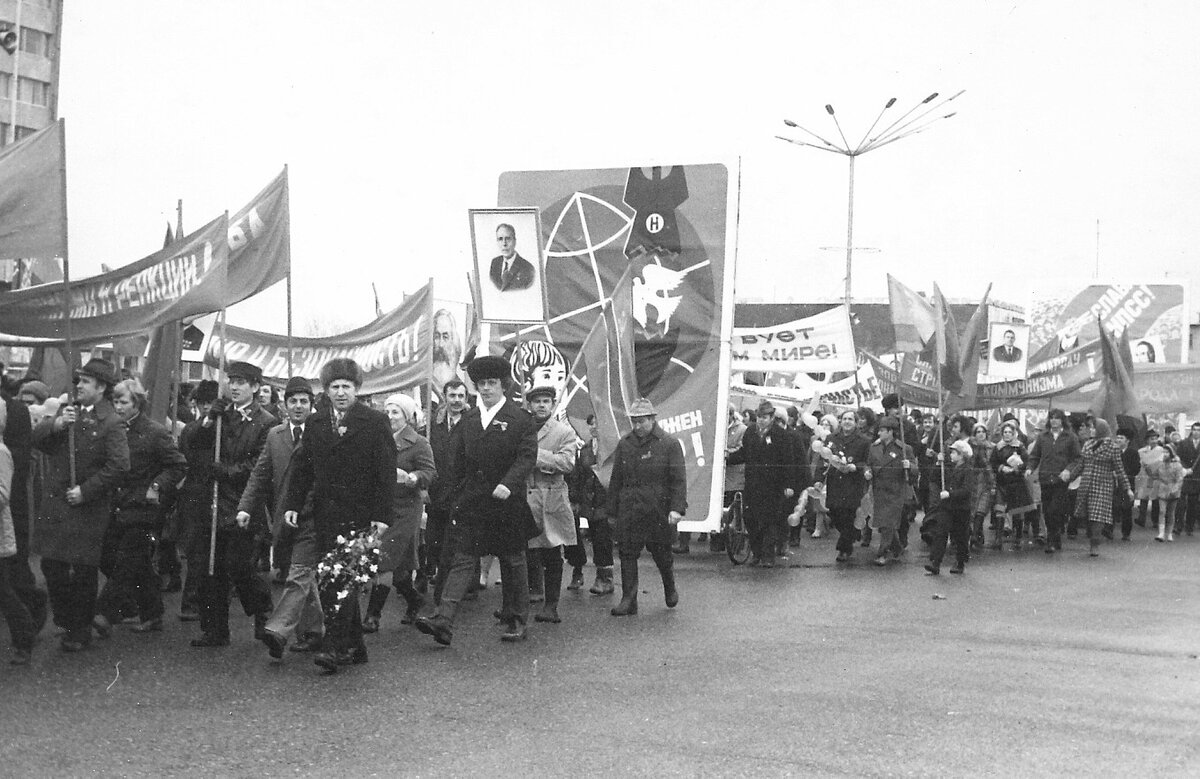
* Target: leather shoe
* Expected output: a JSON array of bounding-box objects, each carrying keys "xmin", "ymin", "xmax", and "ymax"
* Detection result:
[
  {"xmin": 289, "ymin": 634, "xmax": 322, "ymax": 653},
  {"xmin": 924, "ymin": 564, "xmax": 940, "ymax": 576},
  {"xmin": 190, "ymin": 633, "xmax": 230, "ymax": 648},
  {"xmin": 566, "ymin": 569, "xmax": 585, "ymax": 590},
  {"xmin": 500, "ymin": 622, "xmax": 527, "ymax": 642},
  {"xmin": 260, "ymin": 629, "xmax": 286, "ymax": 660},
  {"xmin": 414, "ymin": 615, "xmax": 453, "ymax": 646},
  {"xmin": 949, "ymin": 563, "xmax": 964, "ymax": 574},
  {"xmin": 313, "ymin": 651, "xmax": 341, "ymax": 674},
  {"xmin": 92, "ymin": 614, "xmax": 113, "ymax": 640},
  {"xmin": 664, "ymin": 588, "xmax": 679, "ymax": 609},
  {"xmin": 534, "ymin": 604, "xmax": 561, "ymax": 623},
  {"xmin": 130, "ymin": 617, "xmax": 163, "ymax": 633}
]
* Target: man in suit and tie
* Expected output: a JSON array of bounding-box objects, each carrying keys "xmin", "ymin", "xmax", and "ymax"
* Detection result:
[
  {"xmin": 488, "ymin": 223, "xmax": 536, "ymax": 292},
  {"xmin": 240, "ymin": 376, "xmax": 324, "ymax": 660},
  {"xmin": 414, "ymin": 355, "xmax": 539, "ymax": 645},
  {"xmin": 992, "ymin": 329, "xmax": 1023, "ymax": 363}
]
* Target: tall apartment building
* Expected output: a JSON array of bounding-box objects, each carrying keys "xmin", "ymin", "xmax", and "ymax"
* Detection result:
[{"xmin": 0, "ymin": 0, "xmax": 61, "ymax": 146}]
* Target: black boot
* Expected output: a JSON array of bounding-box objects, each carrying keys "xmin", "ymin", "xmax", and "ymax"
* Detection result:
[
  {"xmin": 396, "ymin": 578, "xmax": 424, "ymax": 626},
  {"xmin": 659, "ymin": 554, "xmax": 679, "ymax": 609},
  {"xmin": 362, "ymin": 584, "xmax": 389, "ymax": 633},
  {"xmin": 610, "ymin": 558, "xmax": 638, "ymax": 616},
  {"xmin": 537, "ymin": 549, "xmax": 563, "ymax": 622},
  {"xmin": 527, "ymin": 550, "xmax": 545, "ymax": 604}
]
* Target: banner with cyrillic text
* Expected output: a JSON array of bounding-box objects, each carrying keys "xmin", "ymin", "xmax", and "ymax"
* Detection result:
[{"xmin": 731, "ymin": 306, "xmax": 856, "ymax": 373}]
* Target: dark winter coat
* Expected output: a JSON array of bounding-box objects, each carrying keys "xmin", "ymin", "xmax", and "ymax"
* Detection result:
[
  {"xmin": 428, "ymin": 409, "xmax": 465, "ymax": 510},
  {"xmin": 446, "ymin": 399, "xmax": 539, "ymax": 556},
  {"xmin": 285, "ymin": 401, "xmax": 397, "ymax": 552},
  {"xmin": 727, "ymin": 422, "xmax": 798, "ymax": 525},
  {"xmin": 991, "ymin": 441, "xmax": 1034, "ymax": 512},
  {"xmin": 188, "ymin": 402, "xmax": 276, "ymax": 529},
  {"xmin": 30, "ymin": 399, "xmax": 130, "ymax": 566},
  {"xmin": 607, "ymin": 424, "xmax": 688, "ymax": 546},
  {"xmin": 823, "ymin": 429, "xmax": 871, "ymax": 510},
  {"xmin": 567, "ymin": 437, "xmax": 608, "ymax": 520},
  {"xmin": 1174, "ymin": 436, "xmax": 1200, "ymax": 496},
  {"xmin": 112, "ymin": 413, "xmax": 186, "ymax": 527},
  {"xmin": 1027, "ymin": 429, "xmax": 1082, "ymax": 487}
]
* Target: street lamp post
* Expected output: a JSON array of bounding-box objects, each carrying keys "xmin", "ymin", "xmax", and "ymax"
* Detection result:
[{"xmin": 778, "ymin": 91, "xmax": 964, "ymax": 308}]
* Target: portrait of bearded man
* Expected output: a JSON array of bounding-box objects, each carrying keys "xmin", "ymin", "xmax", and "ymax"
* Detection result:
[{"xmin": 432, "ymin": 308, "xmax": 463, "ymax": 395}]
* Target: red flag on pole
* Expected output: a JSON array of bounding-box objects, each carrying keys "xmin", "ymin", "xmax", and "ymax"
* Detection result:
[
  {"xmin": 0, "ymin": 119, "xmax": 66, "ymax": 260},
  {"xmin": 575, "ymin": 264, "xmax": 639, "ymax": 464},
  {"xmin": 887, "ymin": 274, "xmax": 937, "ymax": 353},
  {"xmin": 1093, "ymin": 319, "xmax": 1139, "ymax": 435},
  {"xmin": 932, "ymin": 283, "xmax": 963, "ymax": 396}
]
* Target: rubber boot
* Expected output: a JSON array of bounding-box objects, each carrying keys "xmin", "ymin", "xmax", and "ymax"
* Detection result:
[
  {"xmin": 610, "ymin": 558, "xmax": 638, "ymax": 616},
  {"xmin": 659, "ymin": 554, "xmax": 679, "ymax": 608},
  {"xmin": 395, "ymin": 575, "xmax": 424, "ymax": 625},
  {"xmin": 537, "ymin": 549, "xmax": 563, "ymax": 623},
  {"xmin": 589, "ymin": 566, "xmax": 615, "ymax": 595},
  {"xmin": 527, "ymin": 550, "xmax": 545, "ymax": 603}
]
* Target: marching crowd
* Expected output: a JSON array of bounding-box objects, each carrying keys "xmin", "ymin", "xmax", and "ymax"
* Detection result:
[
  {"xmin": 0, "ymin": 353, "xmax": 1192, "ymax": 673},
  {"xmin": 714, "ymin": 394, "xmax": 1197, "ymax": 577},
  {"xmin": 0, "ymin": 352, "xmax": 687, "ymax": 673}
]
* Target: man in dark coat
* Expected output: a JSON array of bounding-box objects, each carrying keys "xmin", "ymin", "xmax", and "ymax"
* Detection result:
[
  {"xmin": 726, "ymin": 401, "xmax": 797, "ymax": 568},
  {"xmin": 284, "ymin": 359, "xmax": 395, "ymax": 673},
  {"xmin": 882, "ymin": 393, "xmax": 921, "ymax": 548},
  {"xmin": 607, "ymin": 398, "xmax": 687, "ymax": 616},
  {"xmin": 414, "ymin": 355, "xmax": 538, "ymax": 645},
  {"xmin": 242, "ymin": 376, "xmax": 325, "ymax": 659},
  {"xmin": 1173, "ymin": 421, "xmax": 1200, "ymax": 536},
  {"xmin": 175, "ymin": 380, "xmax": 218, "ymax": 621},
  {"xmin": 31, "ymin": 358, "xmax": 130, "ymax": 652},
  {"xmin": 824, "ymin": 409, "xmax": 871, "ymax": 563},
  {"xmin": 1027, "ymin": 408, "xmax": 1082, "ymax": 553},
  {"xmin": 189, "ymin": 361, "xmax": 276, "ymax": 648},
  {"xmin": 425, "ymin": 378, "xmax": 469, "ymax": 604},
  {"xmin": 1, "ymin": 375, "xmax": 45, "ymax": 637}
]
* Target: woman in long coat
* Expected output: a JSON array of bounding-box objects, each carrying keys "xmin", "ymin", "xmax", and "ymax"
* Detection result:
[
  {"xmin": 865, "ymin": 416, "xmax": 914, "ymax": 566},
  {"xmin": 824, "ymin": 409, "xmax": 871, "ymax": 563},
  {"xmin": 1073, "ymin": 417, "xmax": 1134, "ymax": 557},
  {"xmin": 991, "ymin": 420, "xmax": 1036, "ymax": 550},
  {"xmin": 363, "ymin": 394, "xmax": 436, "ymax": 631}
]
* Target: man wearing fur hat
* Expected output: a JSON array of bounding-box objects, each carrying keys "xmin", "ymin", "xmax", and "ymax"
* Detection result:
[
  {"xmin": 31, "ymin": 358, "xmax": 130, "ymax": 652},
  {"xmin": 414, "ymin": 354, "xmax": 538, "ymax": 645},
  {"xmin": 284, "ymin": 358, "xmax": 396, "ymax": 673},
  {"xmin": 239, "ymin": 376, "xmax": 325, "ymax": 660},
  {"xmin": 189, "ymin": 362, "xmax": 276, "ymax": 648},
  {"xmin": 523, "ymin": 384, "xmax": 578, "ymax": 624}
]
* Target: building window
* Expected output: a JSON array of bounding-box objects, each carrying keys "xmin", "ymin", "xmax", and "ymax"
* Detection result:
[
  {"xmin": 0, "ymin": 123, "xmax": 9, "ymax": 146},
  {"xmin": 14, "ymin": 125, "xmax": 36, "ymax": 141},
  {"xmin": 0, "ymin": 72, "xmax": 10, "ymax": 98},
  {"xmin": 19, "ymin": 28, "xmax": 50, "ymax": 58},
  {"xmin": 17, "ymin": 77, "xmax": 47, "ymax": 106}
]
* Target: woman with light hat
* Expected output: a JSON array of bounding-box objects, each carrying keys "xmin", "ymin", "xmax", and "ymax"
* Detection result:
[{"xmin": 363, "ymin": 392, "xmax": 436, "ymax": 632}]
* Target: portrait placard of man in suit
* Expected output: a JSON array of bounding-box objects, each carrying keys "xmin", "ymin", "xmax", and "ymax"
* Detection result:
[
  {"xmin": 470, "ymin": 208, "xmax": 546, "ymax": 324},
  {"xmin": 986, "ymin": 322, "xmax": 1030, "ymax": 379}
]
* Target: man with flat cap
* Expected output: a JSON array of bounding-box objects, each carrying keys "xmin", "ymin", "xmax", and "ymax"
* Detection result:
[
  {"xmin": 414, "ymin": 354, "xmax": 539, "ymax": 645},
  {"xmin": 608, "ymin": 397, "xmax": 687, "ymax": 616},
  {"xmin": 284, "ymin": 358, "xmax": 395, "ymax": 673},
  {"xmin": 239, "ymin": 376, "xmax": 325, "ymax": 660},
  {"xmin": 31, "ymin": 357, "xmax": 130, "ymax": 652},
  {"xmin": 524, "ymin": 384, "xmax": 578, "ymax": 625},
  {"xmin": 190, "ymin": 361, "xmax": 276, "ymax": 648},
  {"xmin": 726, "ymin": 400, "xmax": 797, "ymax": 568}
]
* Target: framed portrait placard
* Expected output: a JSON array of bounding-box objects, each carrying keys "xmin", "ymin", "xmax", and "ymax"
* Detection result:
[
  {"xmin": 469, "ymin": 207, "xmax": 547, "ymax": 324},
  {"xmin": 986, "ymin": 321, "xmax": 1030, "ymax": 379}
]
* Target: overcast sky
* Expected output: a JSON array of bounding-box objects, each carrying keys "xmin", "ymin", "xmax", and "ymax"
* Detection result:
[{"xmin": 57, "ymin": 1, "xmax": 1200, "ymax": 333}]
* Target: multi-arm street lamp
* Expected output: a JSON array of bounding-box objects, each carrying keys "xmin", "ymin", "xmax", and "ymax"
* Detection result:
[{"xmin": 777, "ymin": 91, "xmax": 964, "ymax": 307}]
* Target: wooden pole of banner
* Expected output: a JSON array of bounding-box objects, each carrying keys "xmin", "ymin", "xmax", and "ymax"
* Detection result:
[
  {"xmin": 284, "ymin": 165, "xmax": 294, "ymax": 376},
  {"xmin": 168, "ymin": 200, "xmax": 184, "ymax": 436},
  {"xmin": 58, "ymin": 119, "xmax": 74, "ymax": 381},
  {"xmin": 208, "ymin": 308, "xmax": 228, "ymax": 577},
  {"xmin": 425, "ymin": 278, "xmax": 434, "ymax": 432},
  {"xmin": 937, "ymin": 356, "xmax": 946, "ymax": 489}
]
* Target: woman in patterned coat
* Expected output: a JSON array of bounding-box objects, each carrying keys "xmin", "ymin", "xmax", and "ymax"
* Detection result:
[{"xmin": 1073, "ymin": 417, "xmax": 1134, "ymax": 558}]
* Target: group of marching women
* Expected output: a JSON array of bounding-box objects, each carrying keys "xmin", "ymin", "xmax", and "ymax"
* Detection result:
[
  {"xmin": 0, "ymin": 352, "xmax": 689, "ymax": 672},
  {"xmin": 725, "ymin": 392, "xmax": 1195, "ymax": 577}
]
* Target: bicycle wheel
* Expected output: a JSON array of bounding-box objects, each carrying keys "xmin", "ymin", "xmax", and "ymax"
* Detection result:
[{"xmin": 725, "ymin": 496, "xmax": 751, "ymax": 565}]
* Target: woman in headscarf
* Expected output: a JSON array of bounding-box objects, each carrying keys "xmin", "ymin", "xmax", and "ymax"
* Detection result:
[
  {"xmin": 1073, "ymin": 417, "xmax": 1134, "ymax": 557},
  {"xmin": 363, "ymin": 393, "xmax": 436, "ymax": 631}
]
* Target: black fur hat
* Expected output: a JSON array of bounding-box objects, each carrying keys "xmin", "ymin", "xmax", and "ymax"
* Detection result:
[{"xmin": 319, "ymin": 358, "xmax": 364, "ymax": 388}]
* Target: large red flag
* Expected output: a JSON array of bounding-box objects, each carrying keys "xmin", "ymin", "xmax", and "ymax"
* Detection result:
[
  {"xmin": 575, "ymin": 264, "xmax": 639, "ymax": 465},
  {"xmin": 944, "ymin": 284, "xmax": 992, "ymax": 412},
  {"xmin": 0, "ymin": 119, "xmax": 66, "ymax": 260},
  {"xmin": 887, "ymin": 274, "xmax": 937, "ymax": 353},
  {"xmin": 932, "ymin": 283, "xmax": 963, "ymax": 396},
  {"xmin": 1093, "ymin": 319, "xmax": 1139, "ymax": 435}
]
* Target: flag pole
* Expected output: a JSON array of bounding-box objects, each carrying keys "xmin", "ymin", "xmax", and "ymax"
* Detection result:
[
  {"xmin": 284, "ymin": 165, "xmax": 294, "ymax": 376},
  {"xmin": 208, "ymin": 306, "xmax": 227, "ymax": 576},
  {"xmin": 58, "ymin": 119, "xmax": 73, "ymax": 377},
  {"xmin": 937, "ymin": 354, "xmax": 946, "ymax": 488},
  {"xmin": 169, "ymin": 200, "xmax": 184, "ymax": 435},
  {"xmin": 425, "ymin": 278, "xmax": 434, "ymax": 431}
]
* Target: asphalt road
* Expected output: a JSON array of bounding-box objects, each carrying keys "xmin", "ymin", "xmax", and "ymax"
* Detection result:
[{"xmin": 2, "ymin": 525, "xmax": 1198, "ymax": 777}]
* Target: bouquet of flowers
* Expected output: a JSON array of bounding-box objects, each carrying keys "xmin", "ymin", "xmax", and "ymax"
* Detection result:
[{"xmin": 316, "ymin": 529, "xmax": 382, "ymax": 613}]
